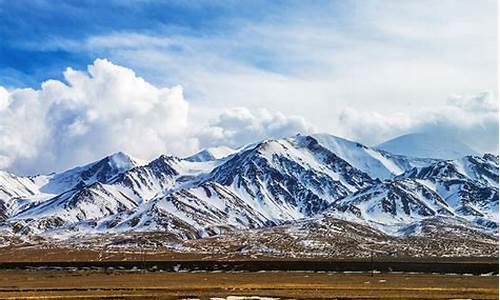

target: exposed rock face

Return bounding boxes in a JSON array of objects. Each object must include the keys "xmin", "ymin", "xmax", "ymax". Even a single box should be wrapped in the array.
[{"xmin": 0, "ymin": 134, "xmax": 497, "ymax": 257}]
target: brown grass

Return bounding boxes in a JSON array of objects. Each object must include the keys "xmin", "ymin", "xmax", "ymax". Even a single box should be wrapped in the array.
[{"xmin": 0, "ymin": 269, "xmax": 497, "ymax": 299}]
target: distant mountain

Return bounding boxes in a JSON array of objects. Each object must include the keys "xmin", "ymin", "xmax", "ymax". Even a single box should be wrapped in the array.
[
  {"xmin": 185, "ymin": 146, "xmax": 235, "ymax": 162},
  {"xmin": 377, "ymin": 133, "xmax": 478, "ymax": 160},
  {"xmin": 0, "ymin": 133, "xmax": 497, "ymax": 257},
  {"xmin": 312, "ymin": 133, "xmax": 434, "ymax": 179}
]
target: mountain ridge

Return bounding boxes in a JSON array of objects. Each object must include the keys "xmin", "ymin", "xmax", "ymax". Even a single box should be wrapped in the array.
[{"xmin": 0, "ymin": 133, "xmax": 497, "ymax": 256}]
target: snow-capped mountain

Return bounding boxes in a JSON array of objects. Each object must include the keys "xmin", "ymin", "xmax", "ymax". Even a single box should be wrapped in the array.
[
  {"xmin": 0, "ymin": 133, "xmax": 497, "ymax": 253},
  {"xmin": 377, "ymin": 133, "xmax": 478, "ymax": 160},
  {"xmin": 398, "ymin": 154, "xmax": 499, "ymax": 229},
  {"xmin": 401, "ymin": 153, "xmax": 498, "ymax": 188},
  {"xmin": 0, "ymin": 171, "xmax": 45, "ymax": 221},
  {"xmin": 0, "ymin": 152, "xmax": 142, "ymax": 228},
  {"xmin": 206, "ymin": 135, "xmax": 377, "ymax": 220},
  {"xmin": 40, "ymin": 151, "xmax": 141, "ymax": 194},
  {"xmin": 331, "ymin": 179, "xmax": 454, "ymax": 234},
  {"xmin": 328, "ymin": 153, "xmax": 499, "ymax": 235},
  {"xmin": 312, "ymin": 133, "xmax": 435, "ymax": 179},
  {"xmin": 185, "ymin": 146, "xmax": 235, "ymax": 162}
]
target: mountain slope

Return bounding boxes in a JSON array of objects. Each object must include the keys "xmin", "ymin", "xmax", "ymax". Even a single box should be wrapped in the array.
[
  {"xmin": 0, "ymin": 171, "xmax": 49, "ymax": 220},
  {"xmin": 0, "ymin": 133, "xmax": 497, "ymax": 253},
  {"xmin": 184, "ymin": 215, "xmax": 497, "ymax": 258},
  {"xmin": 96, "ymin": 181, "xmax": 272, "ymax": 239},
  {"xmin": 40, "ymin": 152, "xmax": 140, "ymax": 194},
  {"xmin": 3, "ymin": 135, "xmax": 380, "ymax": 236},
  {"xmin": 11, "ymin": 182, "xmax": 139, "ymax": 234},
  {"xmin": 330, "ymin": 179, "xmax": 455, "ymax": 234},
  {"xmin": 8, "ymin": 155, "xmax": 200, "ymax": 234},
  {"xmin": 206, "ymin": 135, "xmax": 377, "ymax": 220},
  {"xmin": 312, "ymin": 133, "xmax": 435, "ymax": 179},
  {"xmin": 398, "ymin": 154, "xmax": 499, "ymax": 229},
  {"xmin": 329, "ymin": 153, "xmax": 499, "ymax": 235}
]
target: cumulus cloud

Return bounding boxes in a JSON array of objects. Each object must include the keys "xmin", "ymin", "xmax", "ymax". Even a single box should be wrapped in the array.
[
  {"xmin": 0, "ymin": 59, "xmax": 497, "ymax": 175},
  {"xmin": 0, "ymin": 59, "xmax": 316, "ymax": 175},
  {"xmin": 0, "ymin": 59, "xmax": 198, "ymax": 174},
  {"xmin": 198, "ymin": 107, "xmax": 315, "ymax": 149},
  {"xmin": 0, "ymin": 87, "xmax": 8, "ymax": 110},
  {"xmin": 28, "ymin": 0, "xmax": 495, "ymax": 138},
  {"xmin": 337, "ymin": 92, "xmax": 499, "ymax": 153}
]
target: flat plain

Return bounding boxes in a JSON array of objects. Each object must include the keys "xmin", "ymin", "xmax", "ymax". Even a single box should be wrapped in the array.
[
  {"xmin": 0, "ymin": 269, "xmax": 498, "ymax": 299},
  {"xmin": 0, "ymin": 246, "xmax": 497, "ymax": 299}
]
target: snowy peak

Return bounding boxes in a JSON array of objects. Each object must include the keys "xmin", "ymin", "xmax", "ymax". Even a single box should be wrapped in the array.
[
  {"xmin": 328, "ymin": 152, "xmax": 499, "ymax": 235},
  {"xmin": 0, "ymin": 133, "xmax": 497, "ymax": 242},
  {"xmin": 185, "ymin": 146, "xmax": 235, "ymax": 162},
  {"xmin": 209, "ymin": 134, "xmax": 376, "ymax": 191},
  {"xmin": 107, "ymin": 154, "xmax": 180, "ymax": 201},
  {"xmin": 106, "ymin": 151, "xmax": 139, "ymax": 172},
  {"xmin": 40, "ymin": 152, "xmax": 139, "ymax": 194},
  {"xmin": 206, "ymin": 135, "xmax": 377, "ymax": 220},
  {"xmin": 377, "ymin": 133, "xmax": 478, "ymax": 160},
  {"xmin": 312, "ymin": 133, "xmax": 411, "ymax": 179},
  {"xmin": 143, "ymin": 155, "xmax": 180, "ymax": 175}
]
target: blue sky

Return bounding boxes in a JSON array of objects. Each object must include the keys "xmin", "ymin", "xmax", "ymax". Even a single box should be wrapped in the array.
[
  {"xmin": 0, "ymin": 1, "xmax": 351, "ymax": 87},
  {"xmin": 0, "ymin": 0, "xmax": 498, "ymax": 174},
  {"xmin": 0, "ymin": 1, "xmax": 249, "ymax": 86}
]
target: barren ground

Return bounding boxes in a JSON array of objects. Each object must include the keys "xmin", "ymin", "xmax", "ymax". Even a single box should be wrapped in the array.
[
  {"xmin": 0, "ymin": 246, "xmax": 498, "ymax": 263},
  {"xmin": 0, "ymin": 269, "xmax": 498, "ymax": 299}
]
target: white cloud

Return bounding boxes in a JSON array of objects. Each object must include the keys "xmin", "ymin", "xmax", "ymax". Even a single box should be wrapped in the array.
[
  {"xmin": 33, "ymin": 0, "xmax": 496, "ymax": 118},
  {"xmin": 0, "ymin": 87, "xmax": 9, "ymax": 110},
  {"xmin": 15, "ymin": 1, "xmax": 496, "ymax": 160},
  {"xmin": 197, "ymin": 107, "xmax": 315, "ymax": 149},
  {"xmin": 337, "ymin": 92, "xmax": 499, "ymax": 153},
  {"xmin": 0, "ymin": 59, "xmax": 317, "ymax": 175},
  {"xmin": 0, "ymin": 59, "xmax": 198, "ymax": 174},
  {"xmin": 0, "ymin": 59, "xmax": 497, "ymax": 175}
]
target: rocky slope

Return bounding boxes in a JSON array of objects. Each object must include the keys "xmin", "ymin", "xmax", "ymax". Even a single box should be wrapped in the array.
[{"xmin": 0, "ymin": 133, "xmax": 497, "ymax": 256}]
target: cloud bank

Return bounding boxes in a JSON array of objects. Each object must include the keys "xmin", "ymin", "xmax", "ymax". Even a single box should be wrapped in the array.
[
  {"xmin": 0, "ymin": 59, "xmax": 314, "ymax": 175},
  {"xmin": 1, "ymin": 1, "xmax": 496, "ymax": 174},
  {"xmin": 198, "ymin": 107, "xmax": 315, "ymax": 149},
  {"xmin": 25, "ymin": 0, "xmax": 495, "ymax": 139},
  {"xmin": 338, "ymin": 92, "xmax": 499, "ymax": 153},
  {"xmin": 0, "ymin": 59, "xmax": 497, "ymax": 175},
  {"xmin": 0, "ymin": 59, "xmax": 195, "ymax": 174}
]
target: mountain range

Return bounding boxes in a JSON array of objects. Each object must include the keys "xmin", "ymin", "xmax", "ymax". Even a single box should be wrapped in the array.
[{"xmin": 0, "ymin": 133, "xmax": 497, "ymax": 257}]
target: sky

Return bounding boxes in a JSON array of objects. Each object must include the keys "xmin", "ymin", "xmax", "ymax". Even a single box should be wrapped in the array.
[{"xmin": 0, "ymin": 0, "xmax": 498, "ymax": 175}]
